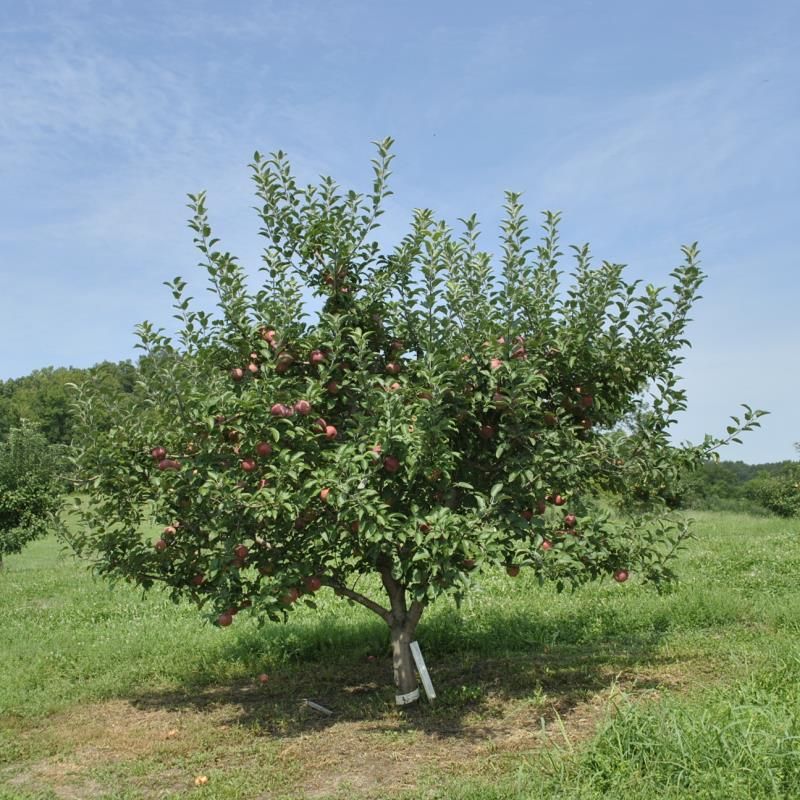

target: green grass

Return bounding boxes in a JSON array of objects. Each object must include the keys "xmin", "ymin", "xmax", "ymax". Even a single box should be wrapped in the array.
[{"xmin": 2, "ymin": 511, "xmax": 800, "ymax": 798}]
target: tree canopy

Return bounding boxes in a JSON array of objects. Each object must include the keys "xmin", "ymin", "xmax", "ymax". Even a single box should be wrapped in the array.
[{"xmin": 68, "ymin": 139, "xmax": 763, "ymax": 700}]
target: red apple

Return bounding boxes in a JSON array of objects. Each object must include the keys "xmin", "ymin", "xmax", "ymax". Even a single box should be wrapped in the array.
[
  {"xmin": 564, "ymin": 513, "xmax": 577, "ymax": 528},
  {"xmin": 536, "ymin": 500, "xmax": 547, "ymax": 515},
  {"xmin": 462, "ymin": 559, "xmax": 476, "ymax": 570},
  {"xmin": 326, "ymin": 380, "xmax": 339, "ymax": 395},
  {"xmin": 309, "ymin": 349, "xmax": 326, "ymax": 365},
  {"xmin": 260, "ymin": 327, "xmax": 276, "ymax": 343},
  {"xmin": 217, "ymin": 612, "xmax": 233, "ymax": 627},
  {"xmin": 492, "ymin": 392, "xmax": 508, "ymax": 409},
  {"xmin": 150, "ymin": 446, "xmax": 167, "ymax": 461},
  {"xmin": 383, "ymin": 455, "xmax": 400, "ymax": 473},
  {"xmin": 385, "ymin": 362, "xmax": 401, "ymax": 375},
  {"xmin": 313, "ymin": 417, "xmax": 327, "ymax": 433},
  {"xmin": 614, "ymin": 569, "xmax": 629, "ymax": 583},
  {"xmin": 258, "ymin": 564, "xmax": 274, "ymax": 576},
  {"xmin": 543, "ymin": 412, "xmax": 557, "ymax": 427},
  {"xmin": 190, "ymin": 574, "xmax": 205, "ymax": 586},
  {"xmin": 154, "ymin": 538, "xmax": 168, "ymax": 552},
  {"xmin": 479, "ymin": 424, "xmax": 495, "ymax": 440},
  {"xmin": 240, "ymin": 458, "xmax": 256, "ymax": 472},
  {"xmin": 319, "ymin": 487, "xmax": 330, "ymax": 503},
  {"xmin": 258, "ymin": 673, "xmax": 269, "ymax": 684},
  {"xmin": 553, "ymin": 495, "xmax": 565, "ymax": 506},
  {"xmin": 521, "ymin": 510, "xmax": 533, "ymax": 522},
  {"xmin": 234, "ymin": 544, "xmax": 249, "ymax": 560},
  {"xmin": 247, "ymin": 362, "xmax": 259, "ymax": 375},
  {"xmin": 541, "ymin": 539, "xmax": 553, "ymax": 551},
  {"xmin": 275, "ymin": 353, "xmax": 294, "ymax": 373},
  {"xmin": 230, "ymin": 367, "xmax": 244, "ymax": 382},
  {"xmin": 580, "ymin": 394, "xmax": 593, "ymax": 408},
  {"xmin": 390, "ymin": 339, "xmax": 404, "ymax": 352},
  {"xmin": 419, "ymin": 522, "xmax": 431, "ymax": 533},
  {"xmin": 257, "ymin": 478, "xmax": 268, "ymax": 489},
  {"xmin": 294, "ymin": 399, "xmax": 312, "ymax": 415},
  {"xmin": 157, "ymin": 459, "xmax": 181, "ymax": 471},
  {"xmin": 490, "ymin": 358, "xmax": 503, "ymax": 370},
  {"xmin": 581, "ymin": 418, "xmax": 593, "ymax": 430},
  {"xmin": 304, "ymin": 576, "xmax": 322, "ymax": 593},
  {"xmin": 162, "ymin": 525, "xmax": 177, "ymax": 537},
  {"xmin": 506, "ymin": 565, "xmax": 520, "ymax": 577},
  {"xmin": 324, "ymin": 425, "xmax": 338, "ymax": 440},
  {"xmin": 256, "ymin": 441, "xmax": 273, "ymax": 457},
  {"xmin": 281, "ymin": 587, "xmax": 300, "ymax": 606}
]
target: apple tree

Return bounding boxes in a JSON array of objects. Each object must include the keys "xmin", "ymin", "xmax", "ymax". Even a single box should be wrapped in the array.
[
  {"xmin": 0, "ymin": 420, "xmax": 64, "ymax": 568},
  {"xmin": 68, "ymin": 139, "xmax": 763, "ymax": 702}
]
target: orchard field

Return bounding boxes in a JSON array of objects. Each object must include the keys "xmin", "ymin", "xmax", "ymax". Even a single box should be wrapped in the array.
[{"xmin": 2, "ymin": 509, "xmax": 800, "ymax": 800}]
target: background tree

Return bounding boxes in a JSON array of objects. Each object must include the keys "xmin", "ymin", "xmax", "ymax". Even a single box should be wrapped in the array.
[
  {"xmin": 0, "ymin": 420, "xmax": 64, "ymax": 568},
  {"xmin": 68, "ymin": 139, "xmax": 763, "ymax": 702},
  {"xmin": 741, "ymin": 463, "xmax": 800, "ymax": 517}
]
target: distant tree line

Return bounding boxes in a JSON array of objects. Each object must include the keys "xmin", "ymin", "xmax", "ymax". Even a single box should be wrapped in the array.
[
  {"xmin": 679, "ymin": 458, "xmax": 800, "ymax": 517},
  {"xmin": 0, "ymin": 361, "xmax": 138, "ymax": 445}
]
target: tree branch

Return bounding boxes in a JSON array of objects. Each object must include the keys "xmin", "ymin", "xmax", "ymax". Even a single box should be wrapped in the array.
[
  {"xmin": 379, "ymin": 563, "xmax": 407, "ymax": 624},
  {"xmin": 322, "ymin": 578, "xmax": 391, "ymax": 623},
  {"xmin": 406, "ymin": 599, "xmax": 425, "ymax": 631}
]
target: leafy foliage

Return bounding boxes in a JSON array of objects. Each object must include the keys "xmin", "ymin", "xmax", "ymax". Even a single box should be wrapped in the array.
[
  {"xmin": 68, "ymin": 139, "xmax": 763, "ymax": 693},
  {"xmin": 0, "ymin": 421, "xmax": 64, "ymax": 561}
]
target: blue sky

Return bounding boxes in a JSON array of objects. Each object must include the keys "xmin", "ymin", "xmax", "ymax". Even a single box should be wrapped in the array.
[{"xmin": 1, "ymin": 0, "xmax": 797, "ymax": 463}]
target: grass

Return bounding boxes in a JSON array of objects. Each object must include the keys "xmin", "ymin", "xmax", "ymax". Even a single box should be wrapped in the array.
[{"xmin": 1, "ymin": 510, "xmax": 800, "ymax": 798}]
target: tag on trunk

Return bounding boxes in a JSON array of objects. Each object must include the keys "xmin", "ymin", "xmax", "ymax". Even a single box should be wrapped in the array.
[{"xmin": 395, "ymin": 688, "xmax": 420, "ymax": 705}]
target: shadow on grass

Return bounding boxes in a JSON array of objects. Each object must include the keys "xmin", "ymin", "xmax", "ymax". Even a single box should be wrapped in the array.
[{"xmin": 128, "ymin": 601, "xmax": 677, "ymax": 742}]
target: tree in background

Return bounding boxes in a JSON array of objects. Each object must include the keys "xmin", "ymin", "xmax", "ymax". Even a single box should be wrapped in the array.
[
  {"xmin": 742, "ymin": 462, "xmax": 800, "ymax": 517},
  {"xmin": 68, "ymin": 139, "xmax": 763, "ymax": 702},
  {"xmin": 0, "ymin": 421, "xmax": 64, "ymax": 567}
]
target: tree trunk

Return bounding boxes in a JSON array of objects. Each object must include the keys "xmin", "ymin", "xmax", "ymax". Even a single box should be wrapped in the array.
[
  {"xmin": 328, "ymin": 565, "xmax": 426, "ymax": 705},
  {"xmin": 390, "ymin": 621, "xmax": 418, "ymax": 700},
  {"xmin": 380, "ymin": 565, "xmax": 425, "ymax": 705}
]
